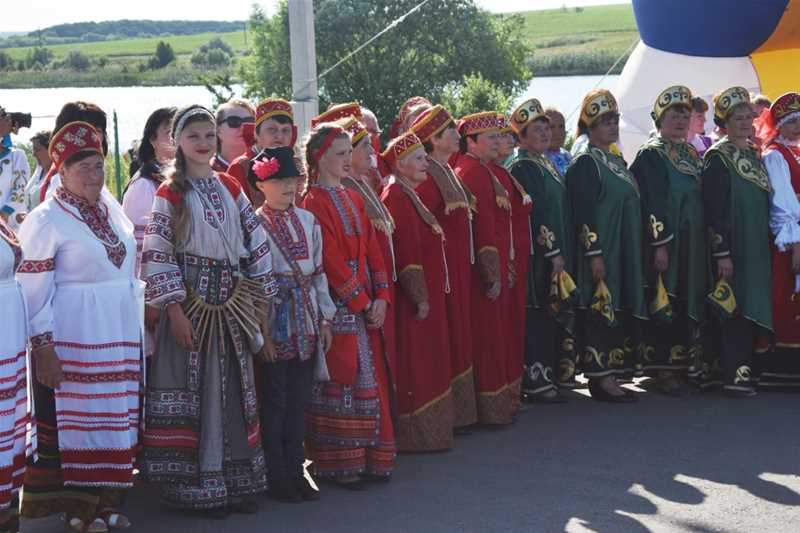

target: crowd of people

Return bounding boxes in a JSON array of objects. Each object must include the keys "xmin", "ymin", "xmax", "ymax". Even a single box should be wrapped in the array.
[{"xmin": 0, "ymin": 82, "xmax": 798, "ymax": 531}]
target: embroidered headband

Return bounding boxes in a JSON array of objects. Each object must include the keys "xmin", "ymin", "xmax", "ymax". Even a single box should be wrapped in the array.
[
  {"xmin": 173, "ymin": 107, "xmax": 215, "ymax": 141},
  {"xmin": 312, "ymin": 126, "xmax": 348, "ymax": 164},
  {"xmin": 713, "ymin": 87, "xmax": 750, "ymax": 121},
  {"xmin": 652, "ymin": 85, "xmax": 693, "ymax": 122},
  {"xmin": 510, "ymin": 98, "xmax": 546, "ymax": 135},
  {"xmin": 771, "ymin": 92, "xmax": 800, "ymax": 129}
]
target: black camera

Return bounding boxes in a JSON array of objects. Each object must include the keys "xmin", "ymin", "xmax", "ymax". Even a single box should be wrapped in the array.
[{"xmin": 0, "ymin": 108, "xmax": 32, "ymax": 131}]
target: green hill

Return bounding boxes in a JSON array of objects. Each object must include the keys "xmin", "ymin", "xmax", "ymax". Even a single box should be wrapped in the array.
[{"xmin": 504, "ymin": 4, "xmax": 640, "ymax": 76}]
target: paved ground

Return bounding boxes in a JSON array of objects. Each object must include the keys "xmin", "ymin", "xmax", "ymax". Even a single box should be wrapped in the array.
[{"xmin": 24, "ymin": 382, "xmax": 800, "ymax": 533}]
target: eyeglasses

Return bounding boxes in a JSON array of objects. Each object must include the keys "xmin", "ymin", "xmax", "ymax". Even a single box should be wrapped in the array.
[{"xmin": 219, "ymin": 116, "xmax": 255, "ymax": 128}]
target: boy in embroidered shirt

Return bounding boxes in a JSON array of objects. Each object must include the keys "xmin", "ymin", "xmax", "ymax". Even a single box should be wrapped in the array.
[{"xmin": 251, "ymin": 146, "xmax": 335, "ymax": 502}]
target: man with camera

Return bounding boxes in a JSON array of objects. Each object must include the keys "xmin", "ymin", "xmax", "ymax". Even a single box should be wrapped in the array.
[{"xmin": 0, "ymin": 107, "xmax": 31, "ymax": 229}]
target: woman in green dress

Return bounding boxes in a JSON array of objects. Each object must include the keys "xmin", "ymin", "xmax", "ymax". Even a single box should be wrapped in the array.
[
  {"xmin": 702, "ymin": 87, "xmax": 772, "ymax": 398},
  {"xmin": 507, "ymin": 98, "xmax": 574, "ymax": 402},
  {"xmin": 566, "ymin": 89, "xmax": 646, "ymax": 402},
  {"xmin": 630, "ymin": 86, "xmax": 706, "ymax": 396}
]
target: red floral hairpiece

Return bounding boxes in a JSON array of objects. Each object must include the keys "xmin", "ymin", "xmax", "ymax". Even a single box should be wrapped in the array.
[{"xmin": 253, "ymin": 157, "xmax": 281, "ymax": 181}]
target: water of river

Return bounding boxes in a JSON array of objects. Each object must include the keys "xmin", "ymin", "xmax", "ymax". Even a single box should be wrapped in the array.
[{"xmin": 1, "ymin": 75, "xmax": 619, "ymax": 150}]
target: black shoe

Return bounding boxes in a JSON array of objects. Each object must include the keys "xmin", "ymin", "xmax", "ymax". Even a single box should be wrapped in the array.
[
  {"xmin": 268, "ymin": 477, "xmax": 303, "ymax": 503},
  {"xmin": 294, "ymin": 476, "xmax": 320, "ymax": 501},
  {"xmin": 588, "ymin": 379, "xmax": 637, "ymax": 403},
  {"xmin": 531, "ymin": 390, "xmax": 568, "ymax": 404}
]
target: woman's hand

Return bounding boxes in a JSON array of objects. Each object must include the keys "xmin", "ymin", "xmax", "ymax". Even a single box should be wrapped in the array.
[
  {"xmin": 416, "ymin": 301, "xmax": 430, "ymax": 320},
  {"xmin": 320, "ymin": 323, "xmax": 333, "ymax": 353},
  {"xmin": 34, "ymin": 345, "xmax": 64, "ymax": 389},
  {"xmin": 144, "ymin": 305, "xmax": 161, "ymax": 331},
  {"xmin": 717, "ymin": 257, "xmax": 734, "ymax": 281},
  {"xmin": 654, "ymin": 246, "xmax": 669, "ymax": 273},
  {"xmin": 167, "ymin": 303, "xmax": 195, "ymax": 350},
  {"xmin": 366, "ymin": 299, "xmax": 387, "ymax": 329},
  {"xmin": 590, "ymin": 255, "xmax": 606, "ymax": 282}
]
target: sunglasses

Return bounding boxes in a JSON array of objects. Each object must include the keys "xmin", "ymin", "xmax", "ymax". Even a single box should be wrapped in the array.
[{"xmin": 219, "ymin": 116, "xmax": 255, "ymax": 128}]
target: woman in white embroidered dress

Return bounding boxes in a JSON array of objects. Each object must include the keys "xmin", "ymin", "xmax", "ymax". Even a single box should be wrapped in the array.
[
  {"xmin": 0, "ymin": 216, "xmax": 27, "ymax": 533},
  {"xmin": 141, "ymin": 105, "xmax": 276, "ymax": 516},
  {"xmin": 122, "ymin": 107, "xmax": 176, "ymax": 358},
  {"xmin": 17, "ymin": 121, "xmax": 143, "ymax": 533}
]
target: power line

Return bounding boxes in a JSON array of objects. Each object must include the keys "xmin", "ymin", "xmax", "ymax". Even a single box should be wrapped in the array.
[{"xmin": 292, "ymin": 0, "xmax": 434, "ymax": 101}]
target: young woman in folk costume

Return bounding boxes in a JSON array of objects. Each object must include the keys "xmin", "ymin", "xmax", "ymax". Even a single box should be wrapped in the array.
[
  {"xmin": 141, "ymin": 105, "xmax": 277, "ymax": 515},
  {"xmin": 122, "ymin": 107, "xmax": 177, "ymax": 359},
  {"xmin": 701, "ymin": 88, "xmax": 772, "ymax": 397},
  {"xmin": 18, "ymin": 122, "xmax": 143, "ymax": 532},
  {"xmin": 759, "ymin": 92, "xmax": 800, "ymax": 390},
  {"xmin": 300, "ymin": 123, "xmax": 396, "ymax": 489},
  {"xmin": 410, "ymin": 105, "xmax": 478, "ymax": 430},
  {"xmin": 248, "ymin": 146, "xmax": 335, "ymax": 502},
  {"xmin": 227, "ymin": 98, "xmax": 304, "ymax": 208},
  {"xmin": 630, "ymin": 86, "xmax": 706, "ymax": 396},
  {"xmin": 0, "ymin": 216, "xmax": 28, "ymax": 533},
  {"xmin": 495, "ymin": 113, "xmax": 533, "ymax": 408},
  {"xmin": 508, "ymin": 98, "xmax": 575, "ymax": 403},
  {"xmin": 312, "ymin": 103, "xmax": 398, "ymax": 384},
  {"xmin": 381, "ymin": 131, "xmax": 455, "ymax": 451},
  {"xmin": 453, "ymin": 112, "xmax": 516, "ymax": 425},
  {"xmin": 566, "ymin": 89, "xmax": 645, "ymax": 403}
]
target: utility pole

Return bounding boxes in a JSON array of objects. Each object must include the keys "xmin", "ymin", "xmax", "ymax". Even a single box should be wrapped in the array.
[{"xmin": 288, "ymin": 0, "xmax": 319, "ymax": 143}]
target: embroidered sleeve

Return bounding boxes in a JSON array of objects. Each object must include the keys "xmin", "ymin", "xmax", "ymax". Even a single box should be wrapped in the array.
[
  {"xmin": 141, "ymin": 192, "xmax": 187, "ymax": 307},
  {"xmin": 764, "ymin": 150, "xmax": 800, "ymax": 250},
  {"xmin": 1, "ymin": 151, "xmax": 30, "ymax": 221},
  {"xmin": 17, "ymin": 209, "xmax": 57, "ymax": 345},
  {"xmin": 311, "ymin": 218, "xmax": 336, "ymax": 321},
  {"xmin": 364, "ymin": 217, "xmax": 391, "ymax": 302},
  {"xmin": 631, "ymin": 149, "xmax": 674, "ymax": 247},
  {"xmin": 236, "ymin": 191, "xmax": 277, "ymax": 297},
  {"xmin": 702, "ymin": 153, "xmax": 732, "ymax": 258},
  {"xmin": 566, "ymin": 154, "xmax": 603, "ymax": 257}
]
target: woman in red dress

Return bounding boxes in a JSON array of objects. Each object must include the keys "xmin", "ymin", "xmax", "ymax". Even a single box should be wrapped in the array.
[
  {"xmin": 381, "ymin": 131, "xmax": 455, "ymax": 451},
  {"xmin": 300, "ymin": 124, "xmax": 396, "ymax": 488},
  {"xmin": 760, "ymin": 92, "xmax": 800, "ymax": 389},
  {"xmin": 410, "ymin": 105, "xmax": 478, "ymax": 430},
  {"xmin": 453, "ymin": 112, "xmax": 515, "ymax": 425},
  {"xmin": 495, "ymin": 114, "xmax": 533, "ymax": 407}
]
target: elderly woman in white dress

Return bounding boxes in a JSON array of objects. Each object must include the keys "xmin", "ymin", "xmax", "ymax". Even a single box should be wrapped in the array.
[
  {"xmin": 17, "ymin": 121, "xmax": 143, "ymax": 533},
  {"xmin": 0, "ymin": 216, "xmax": 28, "ymax": 533}
]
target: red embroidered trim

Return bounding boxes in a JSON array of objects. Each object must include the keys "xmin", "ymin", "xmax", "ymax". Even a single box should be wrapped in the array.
[{"xmin": 17, "ymin": 258, "xmax": 55, "ymax": 273}]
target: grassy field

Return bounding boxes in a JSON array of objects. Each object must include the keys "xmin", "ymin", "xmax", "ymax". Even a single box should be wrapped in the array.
[
  {"xmin": 0, "ymin": 4, "xmax": 639, "ymax": 88},
  {"xmin": 2, "ymin": 30, "xmax": 248, "ymax": 61},
  {"xmin": 507, "ymin": 4, "xmax": 640, "ymax": 76}
]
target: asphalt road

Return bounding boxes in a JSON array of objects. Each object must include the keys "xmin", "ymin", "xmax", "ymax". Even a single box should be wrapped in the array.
[{"xmin": 23, "ymin": 382, "xmax": 800, "ymax": 533}]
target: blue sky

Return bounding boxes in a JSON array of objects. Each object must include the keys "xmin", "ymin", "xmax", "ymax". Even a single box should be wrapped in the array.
[{"xmin": 2, "ymin": 0, "xmax": 631, "ymax": 33}]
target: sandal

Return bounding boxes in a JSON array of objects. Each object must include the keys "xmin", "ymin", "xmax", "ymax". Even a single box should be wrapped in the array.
[
  {"xmin": 97, "ymin": 509, "xmax": 132, "ymax": 530},
  {"xmin": 67, "ymin": 517, "xmax": 108, "ymax": 533}
]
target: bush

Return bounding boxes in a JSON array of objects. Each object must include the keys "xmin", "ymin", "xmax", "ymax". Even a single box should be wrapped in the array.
[
  {"xmin": 25, "ymin": 47, "xmax": 53, "ymax": 69},
  {"xmin": 440, "ymin": 73, "xmax": 514, "ymax": 118},
  {"xmin": 200, "ymin": 37, "xmax": 234, "ymax": 56},
  {"xmin": 65, "ymin": 50, "xmax": 92, "ymax": 71},
  {"xmin": 97, "ymin": 56, "xmax": 109, "ymax": 68},
  {"xmin": 0, "ymin": 51, "xmax": 11, "ymax": 70},
  {"xmin": 149, "ymin": 41, "xmax": 175, "ymax": 69}
]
